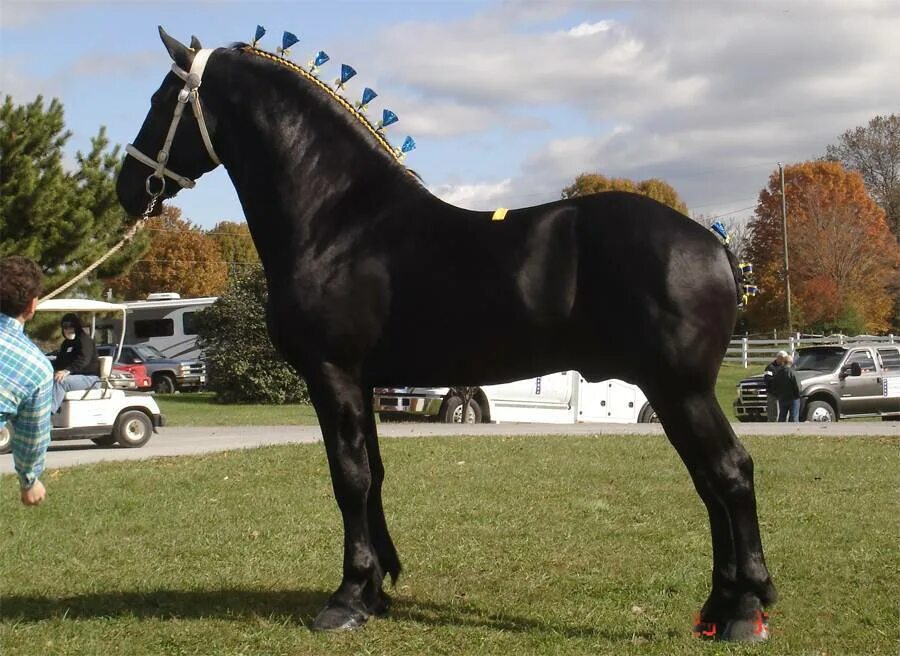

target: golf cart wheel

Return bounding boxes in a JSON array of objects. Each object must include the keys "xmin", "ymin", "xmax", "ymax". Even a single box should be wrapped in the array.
[
  {"xmin": 91, "ymin": 435, "xmax": 117, "ymax": 447},
  {"xmin": 153, "ymin": 374, "xmax": 176, "ymax": 394},
  {"xmin": 0, "ymin": 426, "xmax": 11, "ymax": 454},
  {"xmin": 114, "ymin": 410, "xmax": 153, "ymax": 448}
]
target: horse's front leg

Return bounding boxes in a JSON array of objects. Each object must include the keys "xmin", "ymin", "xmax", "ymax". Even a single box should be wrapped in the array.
[{"xmin": 307, "ymin": 362, "xmax": 387, "ymax": 631}]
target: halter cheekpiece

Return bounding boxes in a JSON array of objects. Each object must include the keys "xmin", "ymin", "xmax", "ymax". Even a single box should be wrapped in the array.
[{"xmin": 125, "ymin": 48, "xmax": 221, "ymax": 193}]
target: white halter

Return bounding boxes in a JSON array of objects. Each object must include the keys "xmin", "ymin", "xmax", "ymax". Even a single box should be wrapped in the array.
[{"xmin": 125, "ymin": 48, "xmax": 220, "ymax": 193}]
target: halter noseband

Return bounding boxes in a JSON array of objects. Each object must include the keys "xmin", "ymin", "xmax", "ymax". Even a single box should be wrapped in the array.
[{"xmin": 125, "ymin": 48, "xmax": 221, "ymax": 193}]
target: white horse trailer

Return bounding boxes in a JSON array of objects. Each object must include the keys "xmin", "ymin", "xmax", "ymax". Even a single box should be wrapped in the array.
[{"xmin": 374, "ymin": 372, "xmax": 658, "ymax": 424}]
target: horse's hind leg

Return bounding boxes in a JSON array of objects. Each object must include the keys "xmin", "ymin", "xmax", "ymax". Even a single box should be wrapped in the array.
[
  {"xmin": 649, "ymin": 386, "xmax": 777, "ymax": 641},
  {"xmin": 362, "ymin": 400, "xmax": 401, "ymax": 614},
  {"xmin": 306, "ymin": 362, "xmax": 389, "ymax": 631}
]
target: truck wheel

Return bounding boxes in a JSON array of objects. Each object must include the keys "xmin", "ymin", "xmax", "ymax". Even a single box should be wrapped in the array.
[
  {"xmin": 441, "ymin": 396, "xmax": 482, "ymax": 424},
  {"xmin": 153, "ymin": 374, "xmax": 176, "ymax": 394},
  {"xmin": 805, "ymin": 400, "xmax": 837, "ymax": 423},
  {"xmin": 638, "ymin": 403, "xmax": 660, "ymax": 423},
  {"xmin": 0, "ymin": 426, "xmax": 11, "ymax": 454},
  {"xmin": 114, "ymin": 411, "xmax": 153, "ymax": 448},
  {"xmin": 91, "ymin": 435, "xmax": 117, "ymax": 447}
]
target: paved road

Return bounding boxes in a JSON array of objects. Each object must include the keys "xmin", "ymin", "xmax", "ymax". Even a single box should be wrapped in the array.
[{"xmin": 2, "ymin": 420, "xmax": 897, "ymax": 474}]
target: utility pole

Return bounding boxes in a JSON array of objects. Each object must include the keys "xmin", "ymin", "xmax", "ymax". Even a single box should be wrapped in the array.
[{"xmin": 778, "ymin": 162, "xmax": 792, "ymax": 333}]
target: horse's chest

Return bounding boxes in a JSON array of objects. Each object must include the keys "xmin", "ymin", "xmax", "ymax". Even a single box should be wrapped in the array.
[{"xmin": 269, "ymin": 257, "xmax": 392, "ymax": 351}]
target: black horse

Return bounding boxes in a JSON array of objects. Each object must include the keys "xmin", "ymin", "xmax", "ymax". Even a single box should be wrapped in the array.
[{"xmin": 117, "ymin": 29, "xmax": 776, "ymax": 640}]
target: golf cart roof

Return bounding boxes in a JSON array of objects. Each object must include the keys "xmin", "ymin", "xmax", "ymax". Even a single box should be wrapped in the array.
[{"xmin": 37, "ymin": 298, "xmax": 127, "ymax": 313}]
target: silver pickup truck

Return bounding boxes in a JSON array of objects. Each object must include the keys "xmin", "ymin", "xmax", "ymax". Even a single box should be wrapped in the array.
[{"xmin": 733, "ymin": 343, "xmax": 900, "ymax": 422}]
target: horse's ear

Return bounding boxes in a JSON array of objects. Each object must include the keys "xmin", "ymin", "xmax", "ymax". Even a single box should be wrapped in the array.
[
  {"xmin": 190, "ymin": 35, "xmax": 202, "ymax": 50},
  {"xmin": 158, "ymin": 26, "xmax": 193, "ymax": 70}
]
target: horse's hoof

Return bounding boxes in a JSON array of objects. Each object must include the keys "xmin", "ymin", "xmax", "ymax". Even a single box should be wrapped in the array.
[
  {"xmin": 693, "ymin": 611, "xmax": 769, "ymax": 642},
  {"xmin": 369, "ymin": 591, "xmax": 392, "ymax": 618},
  {"xmin": 311, "ymin": 604, "xmax": 368, "ymax": 632}
]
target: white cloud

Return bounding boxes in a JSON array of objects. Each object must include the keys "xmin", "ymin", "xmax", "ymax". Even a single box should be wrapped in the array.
[
  {"xmin": 385, "ymin": 1, "xmax": 900, "ymax": 218},
  {"xmin": 566, "ymin": 21, "xmax": 613, "ymax": 38},
  {"xmin": 429, "ymin": 178, "xmax": 514, "ymax": 210}
]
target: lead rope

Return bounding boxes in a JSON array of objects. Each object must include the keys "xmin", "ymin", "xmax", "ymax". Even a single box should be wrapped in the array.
[{"xmin": 40, "ymin": 189, "xmax": 161, "ymax": 301}]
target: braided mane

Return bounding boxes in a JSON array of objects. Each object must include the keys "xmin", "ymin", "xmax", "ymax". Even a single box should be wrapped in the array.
[{"xmin": 234, "ymin": 44, "xmax": 418, "ymax": 180}]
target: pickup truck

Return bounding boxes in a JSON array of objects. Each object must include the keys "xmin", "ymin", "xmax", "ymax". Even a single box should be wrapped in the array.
[
  {"xmin": 98, "ymin": 344, "xmax": 206, "ymax": 394},
  {"xmin": 733, "ymin": 343, "xmax": 900, "ymax": 422}
]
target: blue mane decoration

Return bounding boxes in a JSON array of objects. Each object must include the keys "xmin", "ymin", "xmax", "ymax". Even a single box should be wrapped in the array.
[
  {"xmin": 377, "ymin": 109, "xmax": 398, "ymax": 131},
  {"xmin": 251, "ymin": 25, "xmax": 266, "ymax": 47},
  {"xmin": 308, "ymin": 50, "xmax": 329, "ymax": 75},
  {"xmin": 335, "ymin": 64, "xmax": 357, "ymax": 90},
  {"xmin": 278, "ymin": 31, "xmax": 299, "ymax": 57},
  {"xmin": 357, "ymin": 87, "xmax": 378, "ymax": 112},
  {"xmin": 242, "ymin": 28, "xmax": 416, "ymax": 165}
]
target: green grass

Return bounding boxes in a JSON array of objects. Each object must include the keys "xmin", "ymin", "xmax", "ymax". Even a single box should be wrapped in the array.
[
  {"xmin": 156, "ymin": 393, "xmax": 320, "ymax": 426},
  {"xmin": 159, "ymin": 363, "xmax": 752, "ymax": 427},
  {"xmin": 2, "ymin": 434, "xmax": 897, "ymax": 655},
  {"xmin": 716, "ymin": 363, "xmax": 752, "ymax": 421}
]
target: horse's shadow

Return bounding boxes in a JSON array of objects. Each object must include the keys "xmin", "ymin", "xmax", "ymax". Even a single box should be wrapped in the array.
[{"xmin": 0, "ymin": 588, "xmax": 677, "ymax": 641}]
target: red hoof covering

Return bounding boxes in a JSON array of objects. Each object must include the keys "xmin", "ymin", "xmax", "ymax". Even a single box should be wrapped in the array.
[{"xmin": 692, "ymin": 611, "xmax": 769, "ymax": 642}]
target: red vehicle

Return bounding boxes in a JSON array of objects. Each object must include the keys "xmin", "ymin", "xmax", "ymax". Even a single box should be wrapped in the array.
[{"xmin": 114, "ymin": 362, "xmax": 152, "ymax": 390}]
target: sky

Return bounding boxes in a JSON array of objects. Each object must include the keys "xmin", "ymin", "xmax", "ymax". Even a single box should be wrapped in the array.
[{"xmin": 2, "ymin": 0, "xmax": 899, "ymax": 229}]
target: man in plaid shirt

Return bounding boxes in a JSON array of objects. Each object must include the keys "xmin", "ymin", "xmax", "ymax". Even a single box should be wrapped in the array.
[{"xmin": 0, "ymin": 256, "xmax": 51, "ymax": 505}]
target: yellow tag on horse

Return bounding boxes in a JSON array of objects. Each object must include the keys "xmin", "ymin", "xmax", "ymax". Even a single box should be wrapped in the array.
[{"xmin": 491, "ymin": 207, "xmax": 508, "ymax": 221}]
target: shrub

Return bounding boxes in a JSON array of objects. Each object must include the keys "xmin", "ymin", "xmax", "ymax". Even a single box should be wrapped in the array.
[{"xmin": 195, "ymin": 266, "xmax": 310, "ymax": 404}]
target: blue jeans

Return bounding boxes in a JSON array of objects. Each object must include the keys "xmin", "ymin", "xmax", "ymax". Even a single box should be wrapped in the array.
[
  {"xmin": 52, "ymin": 374, "xmax": 100, "ymax": 412},
  {"xmin": 777, "ymin": 398, "xmax": 801, "ymax": 422}
]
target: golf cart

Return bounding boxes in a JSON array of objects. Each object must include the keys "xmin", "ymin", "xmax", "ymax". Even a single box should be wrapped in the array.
[{"xmin": 0, "ymin": 299, "xmax": 166, "ymax": 454}]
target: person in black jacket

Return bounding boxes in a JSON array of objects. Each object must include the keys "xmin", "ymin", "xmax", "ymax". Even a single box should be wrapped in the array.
[
  {"xmin": 50, "ymin": 313, "xmax": 100, "ymax": 412},
  {"xmin": 773, "ymin": 354, "xmax": 801, "ymax": 422},
  {"xmin": 763, "ymin": 350, "xmax": 787, "ymax": 422}
]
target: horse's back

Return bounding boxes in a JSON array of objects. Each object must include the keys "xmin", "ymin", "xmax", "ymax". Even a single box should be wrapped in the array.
[{"xmin": 356, "ymin": 191, "xmax": 736, "ymax": 386}]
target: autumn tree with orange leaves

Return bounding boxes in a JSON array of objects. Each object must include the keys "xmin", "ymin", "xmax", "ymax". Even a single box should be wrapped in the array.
[
  {"xmin": 745, "ymin": 161, "xmax": 898, "ymax": 334},
  {"xmin": 105, "ymin": 206, "xmax": 228, "ymax": 299}
]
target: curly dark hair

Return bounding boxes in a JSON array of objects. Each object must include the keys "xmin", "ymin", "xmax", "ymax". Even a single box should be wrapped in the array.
[{"xmin": 0, "ymin": 256, "xmax": 44, "ymax": 318}]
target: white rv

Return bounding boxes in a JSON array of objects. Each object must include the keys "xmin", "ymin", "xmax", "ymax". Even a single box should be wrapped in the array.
[
  {"xmin": 374, "ymin": 372, "xmax": 658, "ymax": 424},
  {"xmin": 97, "ymin": 293, "xmax": 217, "ymax": 360}
]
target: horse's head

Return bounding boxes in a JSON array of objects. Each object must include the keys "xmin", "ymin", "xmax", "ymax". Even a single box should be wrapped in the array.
[{"xmin": 116, "ymin": 27, "xmax": 222, "ymax": 217}]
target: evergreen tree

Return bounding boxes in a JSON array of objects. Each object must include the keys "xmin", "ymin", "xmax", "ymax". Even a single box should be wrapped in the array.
[
  {"xmin": 0, "ymin": 95, "xmax": 146, "ymax": 300},
  {"xmin": 195, "ymin": 266, "xmax": 309, "ymax": 404}
]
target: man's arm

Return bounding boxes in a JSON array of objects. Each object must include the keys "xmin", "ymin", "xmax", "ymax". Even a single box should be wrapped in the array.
[{"xmin": 11, "ymin": 374, "xmax": 52, "ymax": 490}]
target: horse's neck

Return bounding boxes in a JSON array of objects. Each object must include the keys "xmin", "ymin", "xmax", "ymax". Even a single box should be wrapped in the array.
[{"xmin": 211, "ymin": 57, "xmax": 423, "ymax": 276}]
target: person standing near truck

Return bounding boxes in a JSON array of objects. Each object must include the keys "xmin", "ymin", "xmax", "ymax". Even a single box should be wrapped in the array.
[
  {"xmin": 764, "ymin": 350, "xmax": 787, "ymax": 422},
  {"xmin": 774, "ymin": 354, "xmax": 802, "ymax": 422},
  {"xmin": 0, "ymin": 256, "xmax": 51, "ymax": 505}
]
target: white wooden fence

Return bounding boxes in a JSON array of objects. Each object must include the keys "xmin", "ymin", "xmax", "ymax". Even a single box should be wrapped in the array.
[{"xmin": 726, "ymin": 334, "xmax": 898, "ymax": 368}]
